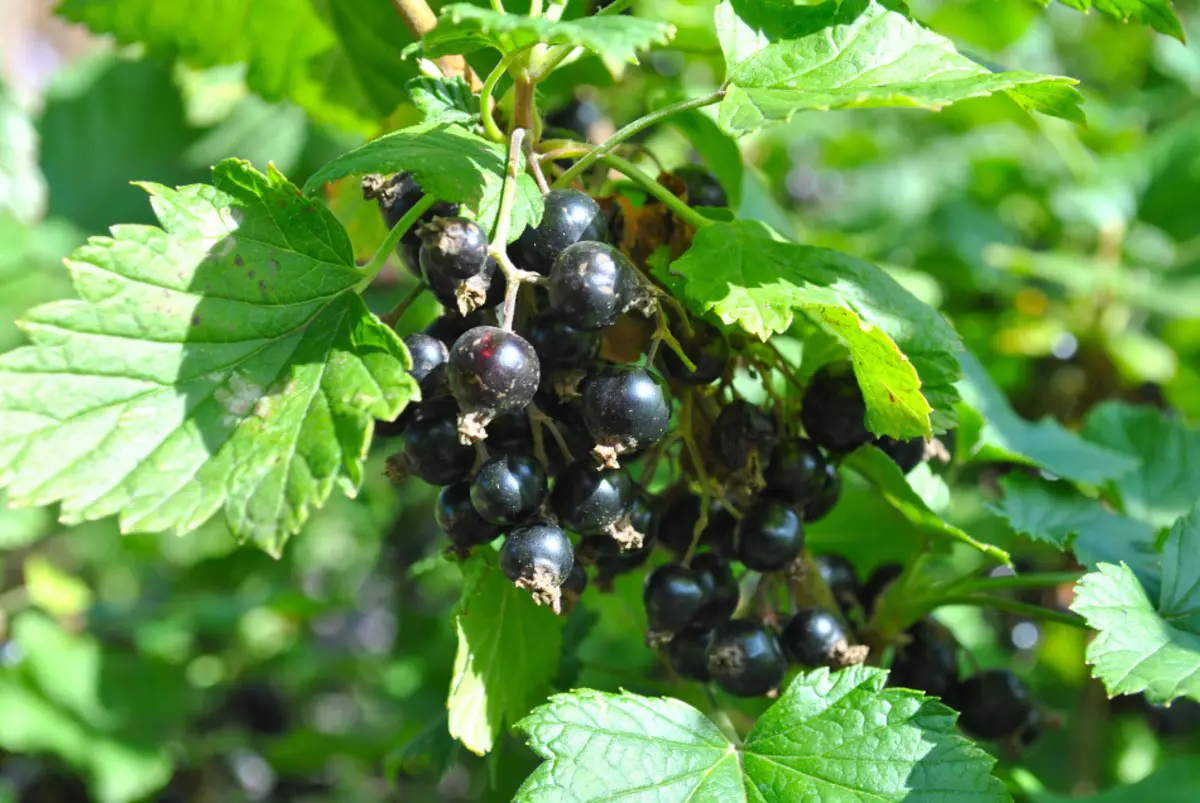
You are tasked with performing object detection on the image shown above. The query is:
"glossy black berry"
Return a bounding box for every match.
[403,333,449,399]
[887,621,959,700]
[436,482,499,548]
[815,554,860,612]
[805,462,842,523]
[587,490,657,572]
[711,401,778,472]
[763,438,830,508]
[956,669,1034,740]
[527,311,601,371]
[875,436,926,474]
[425,254,503,313]
[669,627,713,681]
[643,564,709,633]
[548,241,640,330]
[513,189,609,275]
[500,522,574,608]
[673,164,728,208]
[449,326,540,414]
[860,563,902,614]
[371,172,458,277]
[801,363,871,453]
[781,608,848,667]
[691,552,739,629]
[662,319,729,385]
[581,366,670,456]
[470,452,547,525]
[550,459,632,536]
[736,500,805,571]
[487,408,535,450]
[706,619,787,697]
[390,401,474,485]
[419,216,488,281]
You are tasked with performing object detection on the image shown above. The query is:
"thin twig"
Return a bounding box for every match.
[381,283,426,328]
[599,154,713,230]
[489,128,542,330]
[525,136,552,195]
[933,596,1088,629]
[528,401,574,463]
[389,0,481,89]
[357,195,437,291]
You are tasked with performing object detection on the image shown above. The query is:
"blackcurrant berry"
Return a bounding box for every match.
[470,452,547,525]
[763,438,830,508]
[419,216,488,281]
[669,627,713,681]
[436,482,499,548]
[706,619,787,697]
[658,496,736,558]
[449,326,540,419]
[402,333,449,399]
[425,254,503,314]
[581,366,670,461]
[424,310,487,347]
[814,554,860,612]
[736,500,805,572]
[955,669,1034,740]
[388,401,474,485]
[527,311,601,371]
[673,164,728,208]
[548,241,641,330]
[643,564,710,633]
[512,189,608,275]
[500,522,574,611]
[486,408,535,451]
[887,620,959,700]
[804,462,842,523]
[711,401,778,473]
[801,363,871,453]
[860,563,902,614]
[875,436,926,474]
[662,319,729,385]
[550,459,632,536]
[690,552,739,629]
[781,608,849,667]
[563,561,589,598]
[370,172,458,277]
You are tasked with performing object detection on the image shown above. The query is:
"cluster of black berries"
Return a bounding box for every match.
[372,172,672,611]
[817,558,1044,746]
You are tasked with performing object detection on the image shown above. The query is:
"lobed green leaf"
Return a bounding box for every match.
[714,0,1084,135]
[0,160,415,554]
[1055,0,1184,42]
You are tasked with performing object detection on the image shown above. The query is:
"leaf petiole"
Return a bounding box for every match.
[480,54,515,143]
[932,595,1089,629]
[600,154,713,230]
[947,571,1083,597]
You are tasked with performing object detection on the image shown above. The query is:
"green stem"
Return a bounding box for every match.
[949,572,1082,597]
[601,154,713,230]
[490,0,505,11]
[553,91,726,189]
[480,55,513,143]
[934,595,1088,629]
[489,128,544,330]
[358,195,436,290]
[530,0,543,16]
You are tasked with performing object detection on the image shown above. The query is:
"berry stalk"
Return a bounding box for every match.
[489,127,545,330]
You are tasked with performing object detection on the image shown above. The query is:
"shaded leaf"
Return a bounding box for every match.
[1056,0,1184,42]
[407,75,480,126]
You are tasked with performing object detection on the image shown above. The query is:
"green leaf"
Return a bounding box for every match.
[1072,560,1200,705]
[846,446,1009,564]
[0,160,416,554]
[664,219,962,437]
[956,351,1138,485]
[416,4,675,77]
[0,82,45,224]
[1032,757,1200,803]
[515,666,1008,801]
[448,552,564,756]
[407,75,480,127]
[990,474,1159,595]
[1055,0,1184,42]
[1159,506,1200,632]
[1082,401,1200,528]
[302,124,542,244]
[714,0,1084,134]
[57,0,418,134]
